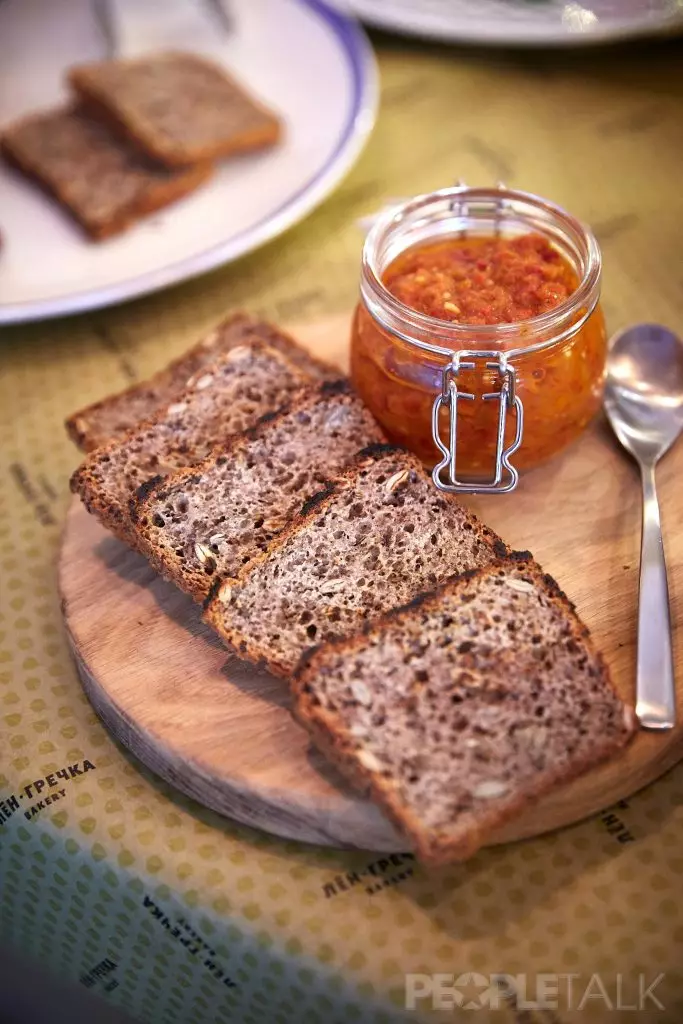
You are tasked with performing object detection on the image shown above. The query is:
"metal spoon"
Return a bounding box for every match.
[604,323,683,730]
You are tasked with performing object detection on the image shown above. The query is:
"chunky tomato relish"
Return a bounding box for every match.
[351,232,607,476]
[383,234,576,325]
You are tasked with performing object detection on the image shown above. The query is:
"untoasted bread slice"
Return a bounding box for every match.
[66,313,335,452]
[204,445,506,676]
[130,381,384,602]
[293,558,637,865]
[1,106,211,240]
[71,340,310,546]
[69,52,281,167]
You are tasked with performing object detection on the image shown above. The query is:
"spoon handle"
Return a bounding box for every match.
[637,464,676,729]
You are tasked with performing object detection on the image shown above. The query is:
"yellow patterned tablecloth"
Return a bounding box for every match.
[2,32,683,1024]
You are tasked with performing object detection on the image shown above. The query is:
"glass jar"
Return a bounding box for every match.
[350,185,606,494]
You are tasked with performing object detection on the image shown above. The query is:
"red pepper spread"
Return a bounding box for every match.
[383,233,576,325]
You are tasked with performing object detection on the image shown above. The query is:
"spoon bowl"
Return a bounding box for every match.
[605,323,683,465]
[604,323,683,731]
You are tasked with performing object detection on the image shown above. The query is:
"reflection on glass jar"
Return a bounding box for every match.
[350,187,606,488]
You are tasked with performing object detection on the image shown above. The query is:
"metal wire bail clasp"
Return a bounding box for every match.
[431,352,524,494]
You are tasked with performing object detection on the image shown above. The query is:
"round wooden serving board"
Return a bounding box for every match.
[59,315,683,853]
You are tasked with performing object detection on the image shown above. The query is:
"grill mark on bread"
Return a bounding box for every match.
[203,577,225,612]
[356,442,407,461]
[299,483,337,518]
[134,475,165,505]
[319,379,353,397]
[243,408,283,440]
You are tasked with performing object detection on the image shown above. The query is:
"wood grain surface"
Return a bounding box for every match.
[58,315,683,853]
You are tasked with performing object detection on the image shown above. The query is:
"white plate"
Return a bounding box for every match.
[347,0,683,47]
[0,0,377,324]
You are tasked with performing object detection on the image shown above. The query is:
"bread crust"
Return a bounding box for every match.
[1,106,212,240]
[65,313,336,452]
[202,446,510,676]
[68,53,281,167]
[292,558,638,864]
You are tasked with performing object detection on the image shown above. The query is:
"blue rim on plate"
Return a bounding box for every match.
[0,0,378,324]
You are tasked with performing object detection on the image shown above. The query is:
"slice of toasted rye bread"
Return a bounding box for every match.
[130,381,385,602]
[1,106,212,241]
[204,445,507,676]
[293,558,637,865]
[71,340,311,546]
[69,52,281,167]
[66,313,335,452]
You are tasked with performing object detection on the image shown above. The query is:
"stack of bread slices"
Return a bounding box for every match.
[2,52,280,239]
[67,312,636,863]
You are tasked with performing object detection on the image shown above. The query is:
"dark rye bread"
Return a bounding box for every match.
[1,106,212,240]
[131,381,385,602]
[69,52,281,167]
[293,558,637,865]
[71,341,310,546]
[66,313,335,452]
[204,445,505,676]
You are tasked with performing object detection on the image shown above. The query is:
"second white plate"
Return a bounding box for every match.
[347,0,683,47]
